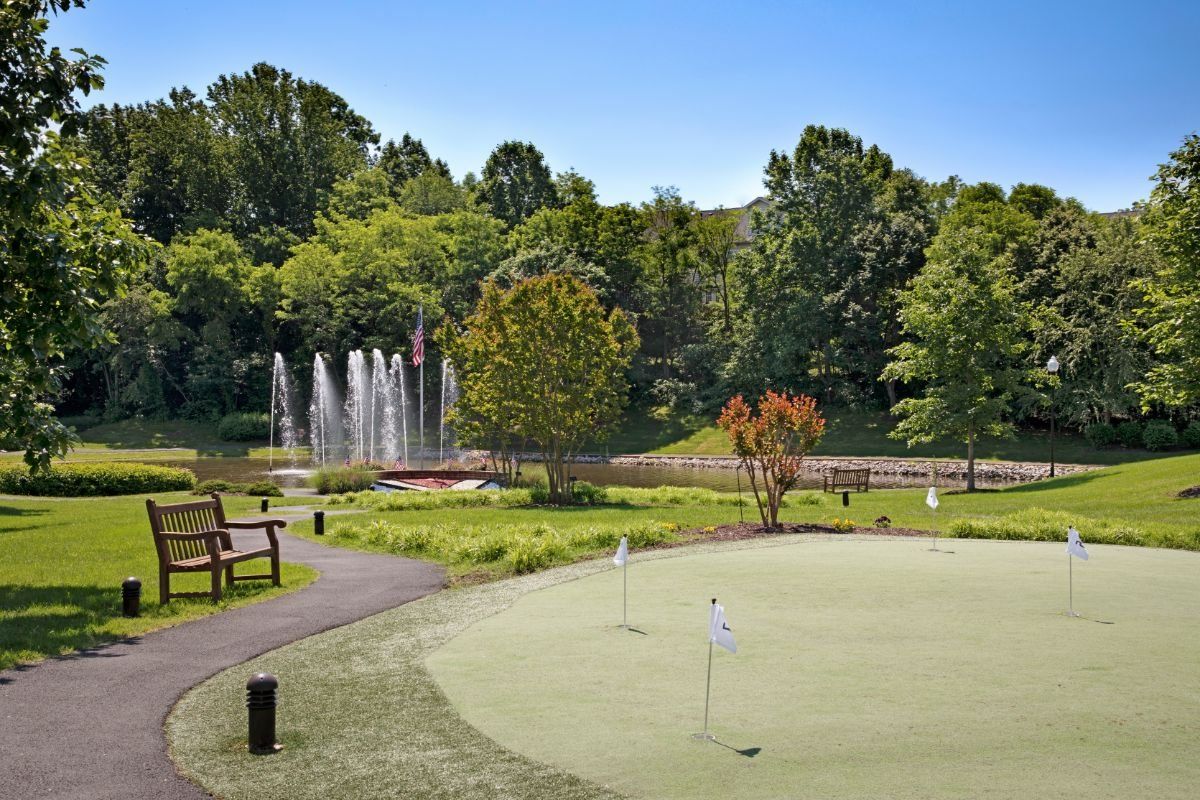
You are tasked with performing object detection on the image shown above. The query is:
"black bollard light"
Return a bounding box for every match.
[260,497,269,513]
[842,490,850,508]
[313,510,325,536]
[121,577,141,618]
[246,672,282,754]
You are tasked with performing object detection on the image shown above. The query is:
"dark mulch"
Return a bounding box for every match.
[666,521,929,547]
[1179,486,1200,499]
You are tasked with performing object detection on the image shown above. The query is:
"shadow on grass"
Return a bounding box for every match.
[0,577,281,675]
[714,739,762,758]
[999,470,1112,495]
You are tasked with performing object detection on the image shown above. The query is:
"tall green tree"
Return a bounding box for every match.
[478,140,559,227]
[206,63,379,263]
[883,228,1031,490]
[378,133,450,189]
[1134,134,1200,410]
[639,187,700,380]
[731,125,899,402]
[1,0,152,467]
[447,275,638,504]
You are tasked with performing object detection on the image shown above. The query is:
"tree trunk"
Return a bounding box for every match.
[966,424,976,492]
[885,378,898,410]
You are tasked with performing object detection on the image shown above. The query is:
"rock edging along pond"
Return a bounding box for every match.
[464,451,1097,484]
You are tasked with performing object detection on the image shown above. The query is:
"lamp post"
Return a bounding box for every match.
[1047,355,1060,478]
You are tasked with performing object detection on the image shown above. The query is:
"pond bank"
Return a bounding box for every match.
[471,451,1099,484]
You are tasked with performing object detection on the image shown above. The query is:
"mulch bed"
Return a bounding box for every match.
[1179,486,1200,499]
[665,521,930,547]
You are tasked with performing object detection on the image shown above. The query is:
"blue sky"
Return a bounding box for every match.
[48,0,1199,212]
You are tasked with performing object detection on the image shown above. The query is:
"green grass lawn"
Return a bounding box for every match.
[292,455,1200,583]
[429,538,1200,799]
[0,418,309,463]
[0,492,318,671]
[600,407,1185,464]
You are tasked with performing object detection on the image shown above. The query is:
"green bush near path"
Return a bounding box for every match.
[0,492,318,671]
[0,462,195,496]
[950,508,1200,550]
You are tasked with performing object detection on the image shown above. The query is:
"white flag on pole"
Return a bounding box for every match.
[709,602,737,654]
[926,487,939,510]
[613,536,628,566]
[1066,526,1089,561]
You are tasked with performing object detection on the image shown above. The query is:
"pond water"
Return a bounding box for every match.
[150,457,998,492]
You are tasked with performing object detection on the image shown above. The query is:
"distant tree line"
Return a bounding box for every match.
[6,5,1196,469]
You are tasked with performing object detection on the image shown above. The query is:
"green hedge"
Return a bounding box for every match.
[195,479,283,497]
[217,412,271,442]
[0,462,195,497]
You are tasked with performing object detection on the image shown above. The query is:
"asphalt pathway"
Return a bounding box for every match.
[0,515,445,799]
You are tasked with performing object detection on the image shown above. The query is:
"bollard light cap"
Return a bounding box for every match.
[246,672,278,691]
[122,576,142,589]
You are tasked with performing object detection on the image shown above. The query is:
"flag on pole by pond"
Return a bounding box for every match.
[1066,526,1089,560]
[613,536,628,566]
[411,306,425,367]
[709,602,737,654]
[926,487,939,510]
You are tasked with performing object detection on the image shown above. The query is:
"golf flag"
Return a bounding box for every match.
[926,486,939,510]
[613,536,628,566]
[1066,526,1089,561]
[709,602,737,654]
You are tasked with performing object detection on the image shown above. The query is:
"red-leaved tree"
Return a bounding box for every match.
[718,391,826,528]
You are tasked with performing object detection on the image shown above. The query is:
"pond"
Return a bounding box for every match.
[150,457,1002,492]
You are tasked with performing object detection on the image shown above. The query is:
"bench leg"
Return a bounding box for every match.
[159,564,170,605]
[224,563,235,589]
[210,563,223,602]
[270,549,281,587]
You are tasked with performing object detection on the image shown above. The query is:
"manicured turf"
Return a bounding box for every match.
[0,492,318,670]
[429,538,1200,800]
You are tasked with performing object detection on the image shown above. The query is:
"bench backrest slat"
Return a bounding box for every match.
[147,495,224,563]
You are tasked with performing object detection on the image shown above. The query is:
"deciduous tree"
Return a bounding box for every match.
[718,392,825,528]
[447,275,638,504]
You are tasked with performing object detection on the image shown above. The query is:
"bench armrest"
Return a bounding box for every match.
[225,519,288,530]
[224,518,284,547]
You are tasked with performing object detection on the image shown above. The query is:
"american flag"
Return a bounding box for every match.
[411,306,425,367]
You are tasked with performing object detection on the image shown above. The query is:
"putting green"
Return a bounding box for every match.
[428,538,1200,799]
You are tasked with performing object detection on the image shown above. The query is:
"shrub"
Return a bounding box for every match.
[1084,422,1118,448]
[1183,422,1200,449]
[217,412,271,442]
[830,517,856,533]
[0,462,195,496]
[311,466,376,494]
[1143,421,1179,452]
[1116,420,1144,448]
[570,480,607,505]
[196,478,284,497]
[529,480,551,505]
[949,509,1151,547]
[874,515,892,528]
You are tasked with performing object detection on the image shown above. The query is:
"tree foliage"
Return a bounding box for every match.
[1,0,152,468]
[477,140,558,227]
[718,391,825,527]
[1134,134,1200,409]
[447,275,638,504]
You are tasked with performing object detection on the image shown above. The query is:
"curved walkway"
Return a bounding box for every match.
[0,516,445,800]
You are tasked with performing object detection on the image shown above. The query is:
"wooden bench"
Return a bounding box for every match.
[146,493,285,604]
[823,468,871,493]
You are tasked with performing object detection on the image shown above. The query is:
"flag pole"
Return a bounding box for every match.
[1067,552,1078,617]
[418,305,424,470]
[622,558,628,629]
[693,598,717,741]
